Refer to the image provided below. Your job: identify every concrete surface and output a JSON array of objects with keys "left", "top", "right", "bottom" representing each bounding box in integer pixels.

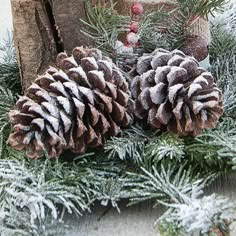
[{"left": 66, "top": 201, "right": 165, "bottom": 236}]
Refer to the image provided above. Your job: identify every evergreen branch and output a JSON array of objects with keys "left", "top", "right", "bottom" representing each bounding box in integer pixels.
[
  {"left": 122, "top": 163, "right": 208, "bottom": 206},
  {"left": 186, "top": 118, "right": 236, "bottom": 171},
  {"left": 81, "top": 0, "right": 130, "bottom": 56},
  {"left": 211, "top": 54, "right": 236, "bottom": 117},
  {"left": 209, "top": 3, "right": 236, "bottom": 62},
  {"left": 176, "top": 0, "right": 226, "bottom": 20},
  {"left": 138, "top": 9, "right": 171, "bottom": 52},
  {"left": 93, "top": 177, "right": 125, "bottom": 211},
  {"left": 209, "top": 3, "right": 236, "bottom": 118},
  {"left": 1, "top": 208, "right": 66, "bottom": 236},
  {"left": 104, "top": 124, "right": 231, "bottom": 175},
  {"left": 0, "top": 87, "right": 17, "bottom": 159},
  {"left": 104, "top": 125, "right": 148, "bottom": 162},
  {"left": 167, "top": 0, "right": 226, "bottom": 49},
  {"left": 144, "top": 0, "right": 227, "bottom": 49},
  {"left": 105, "top": 136, "right": 145, "bottom": 162},
  {"left": 0, "top": 32, "right": 21, "bottom": 93},
  {"left": 0, "top": 157, "right": 99, "bottom": 235},
  {"left": 144, "top": 134, "right": 185, "bottom": 163},
  {"left": 210, "top": 24, "right": 236, "bottom": 61},
  {"left": 158, "top": 193, "right": 235, "bottom": 236}
]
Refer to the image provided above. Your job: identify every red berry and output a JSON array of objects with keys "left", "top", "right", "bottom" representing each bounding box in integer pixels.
[
  {"left": 131, "top": 3, "right": 144, "bottom": 15},
  {"left": 130, "top": 21, "right": 139, "bottom": 33}
]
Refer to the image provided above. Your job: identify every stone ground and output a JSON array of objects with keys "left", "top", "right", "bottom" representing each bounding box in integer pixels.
[{"left": 0, "top": 1, "right": 236, "bottom": 235}]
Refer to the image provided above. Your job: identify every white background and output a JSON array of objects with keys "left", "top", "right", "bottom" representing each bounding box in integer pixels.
[{"left": 0, "top": 0, "right": 12, "bottom": 39}]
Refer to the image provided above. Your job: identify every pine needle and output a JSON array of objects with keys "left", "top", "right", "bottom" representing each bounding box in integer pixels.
[{"left": 0, "top": 31, "right": 21, "bottom": 93}]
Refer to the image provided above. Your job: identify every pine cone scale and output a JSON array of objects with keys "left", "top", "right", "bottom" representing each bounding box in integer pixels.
[{"left": 150, "top": 83, "right": 167, "bottom": 105}]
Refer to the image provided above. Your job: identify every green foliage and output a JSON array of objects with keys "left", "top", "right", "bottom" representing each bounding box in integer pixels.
[
  {"left": 157, "top": 194, "right": 234, "bottom": 236},
  {"left": 158, "top": 220, "right": 183, "bottom": 236},
  {"left": 1, "top": 209, "right": 66, "bottom": 236},
  {"left": 0, "top": 33, "right": 20, "bottom": 159},
  {"left": 145, "top": 134, "right": 185, "bottom": 163},
  {"left": 105, "top": 126, "right": 185, "bottom": 165},
  {"left": 176, "top": 0, "right": 226, "bottom": 18},
  {"left": 123, "top": 164, "right": 203, "bottom": 206},
  {"left": 214, "top": 59, "right": 236, "bottom": 117},
  {"left": 168, "top": 0, "right": 226, "bottom": 48},
  {"left": 82, "top": 0, "right": 227, "bottom": 52},
  {"left": 185, "top": 118, "right": 236, "bottom": 172},
  {"left": 0, "top": 153, "right": 131, "bottom": 234},
  {"left": 210, "top": 5, "right": 236, "bottom": 118},
  {"left": 104, "top": 125, "right": 147, "bottom": 162},
  {"left": 0, "top": 87, "right": 16, "bottom": 159},
  {"left": 210, "top": 3, "right": 236, "bottom": 60},
  {"left": 0, "top": 158, "right": 95, "bottom": 234},
  {"left": 104, "top": 125, "right": 232, "bottom": 175},
  {"left": 140, "top": 0, "right": 227, "bottom": 51},
  {"left": 81, "top": 0, "right": 130, "bottom": 56},
  {"left": 138, "top": 9, "right": 171, "bottom": 52},
  {"left": 0, "top": 31, "right": 21, "bottom": 93}
]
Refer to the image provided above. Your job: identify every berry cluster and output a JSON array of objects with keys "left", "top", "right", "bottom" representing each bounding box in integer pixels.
[{"left": 125, "top": 2, "right": 144, "bottom": 48}]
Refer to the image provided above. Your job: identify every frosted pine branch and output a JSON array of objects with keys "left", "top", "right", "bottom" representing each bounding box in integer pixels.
[{"left": 158, "top": 194, "right": 235, "bottom": 236}]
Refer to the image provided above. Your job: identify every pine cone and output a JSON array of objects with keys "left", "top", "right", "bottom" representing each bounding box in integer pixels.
[
  {"left": 8, "top": 47, "right": 134, "bottom": 159},
  {"left": 131, "top": 48, "right": 223, "bottom": 136}
]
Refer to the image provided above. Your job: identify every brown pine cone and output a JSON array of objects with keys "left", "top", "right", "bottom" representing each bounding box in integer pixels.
[
  {"left": 8, "top": 47, "right": 134, "bottom": 159},
  {"left": 131, "top": 48, "right": 223, "bottom": 136}
]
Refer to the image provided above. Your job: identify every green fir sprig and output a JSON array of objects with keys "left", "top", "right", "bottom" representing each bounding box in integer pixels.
[
  {"left": 0, "top": 31, "right": 21, "bottom": 93},
  {"left": 81, "top": 0, "right": 130, "bottom": 56}
]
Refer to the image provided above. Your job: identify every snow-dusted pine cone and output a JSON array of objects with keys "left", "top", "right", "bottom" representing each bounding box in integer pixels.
[
  {"left": 8, "top": 47, "right": 134, "bottom": 159},
  {"left": 131, "top": 48, "right": 223, "bottom": 136}
]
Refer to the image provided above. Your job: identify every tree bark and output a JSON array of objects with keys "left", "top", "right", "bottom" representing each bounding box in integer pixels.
[
  {"left": 11, "top": 0, "right": 89, "bottom": 91},
  {"left": 11, "top": 0, "right": 57, "bottom": 91},
  {"left": 11, "top": 0, "right": 210, "bottom": 92}
]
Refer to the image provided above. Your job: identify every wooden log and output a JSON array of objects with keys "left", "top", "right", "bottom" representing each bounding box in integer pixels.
[
  {"left": 51, "top": 0, "right": 90, "bottom": 54},
  {"left": 11, "top": 0, "right": 58, "bottom": 91},
  {"left": 11, "top": 0, "right": 89, "bottom": 91}
]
